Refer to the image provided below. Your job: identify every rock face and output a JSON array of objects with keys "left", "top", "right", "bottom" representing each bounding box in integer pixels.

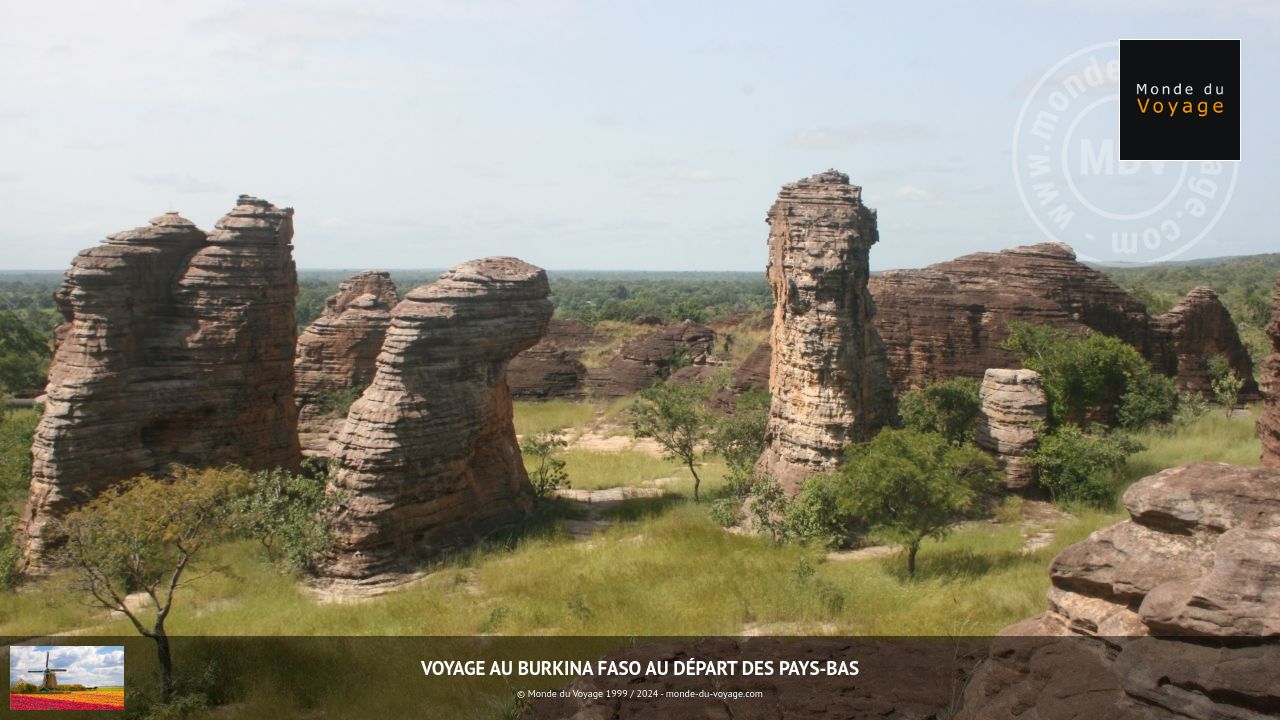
[
  {"left": 1259, "top": 274, "right": 1280, "bottom": 467},
  {"left": 755, "top": 171, "right": 894, "bottom": 494},
  {"left": 584, "top": 320, "right": 716, "bottom": 399},
  {"left": 957, "top": 461, "right": 1280, "bottom": 719},
  {"left": 507, "top": 319, "right": 595, "bottom": 400},
  {"left": 294, "top": 271, "right": 399, "bottom": 455},
  {"left": 975, "top": 369, "right": 1047, "bottom": 489},
  {"left": 320, "top": 257, "right": 552, "bottom": 585},
  {"left": 20, "top": 197, "right": 300, "bottom": 571},
  {"left": 732, "top": 244, "right": 1258, "bottom": 400},
  {"left": 1151, "top": 286, "right": 1259, "bottom": 400}
]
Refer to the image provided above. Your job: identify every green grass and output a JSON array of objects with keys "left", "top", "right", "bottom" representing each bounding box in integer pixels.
[
  {"left": 512, "top": 400, "right": 600, "bottom": 437},
  {"left": 1120, "top": 405, "right": 1262, "bottom": 486}
]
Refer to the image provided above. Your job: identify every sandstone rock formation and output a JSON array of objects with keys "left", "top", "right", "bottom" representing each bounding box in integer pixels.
[
  {"left": 584, "top": 320, "right": 716, "bottom": 400},
  {"left": 1151, "top": 286, "right": 1259, "bottom": 400},
  {"left": 293, "top": 271, "right": 399, "bottom": 455},
  {"left": 507, "top": 319, "right": 595, "bottom": 400},
  {"left": 1259, "top": 273, "right": 1280, "bottom": 467},
  {"left": 320, "top": 257, "right": 552, "bottom": 585},
  {"left": 957, "top": 461, "right": 1280, "bottom": 719},
  {"left": 755, "top": 170, "right": 894, "bottom": 494},
  {"left": 975, "top": 368, "right": 1047, "bottom": 489},
  {"left": 21, "top": 197, "right": 300, "bottom": 570},
  {"left": 732, "top": 244, "right": 1258, "bottom": 400}
]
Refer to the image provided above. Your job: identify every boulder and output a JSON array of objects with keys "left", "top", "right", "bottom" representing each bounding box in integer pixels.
[
  {"left": 583, "top": 320, "right": 716, "bottom": 399},
  {"left": 956, "top": 461, "right": 1280, "bottom": 720},
  {"left": 20, "top": 197, "right": 299, "bottom": 571},
  {"left": 755, "top": 170, "right": 895, "bottom": 494},
  {"left": 975, "top": 368, "right": 1047, "bottom": 489},
  {"left": 294, "top": 271, "right": 399, "bottom": 455},
  {"left": 319, "top": 257, "right": 552, "bottom": 586},
  {"left": 507, "top": 319, "right": 596, "bottom": 400}
]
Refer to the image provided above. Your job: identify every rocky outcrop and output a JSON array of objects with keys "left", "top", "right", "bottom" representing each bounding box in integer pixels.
[
  {"left": 294, "top": 271, "right": 399, "bottom": 455},
  {"left": 732, "top": 245, "right": 1258, "bottom": 400},
  {"left": 584, "top": 320, "right": 716, "bottom": 399},
  {"left": 975, "top": 369, "right": 1047, "bottom": 489},
  {"left": 21, "top": 197, "right": 300, "bottom": 571},
  {"left": 320, "top": 257, "right": 552, "bottom": 586},
  {"left": 957, "top": 461, "right": 1280, "bottom": 720},
  {"left": 507, "top": 319, "right": 596, "bottom": 400},
  {"left": 1152, "top": 286, "right": 1259, "bottom": 400},
  {"left": 870, "top": 242, "right": 1154, "bottom": 392},
  {"left": 755, "top": 170, "right": 894, "bottom": 494},
  {"left": 1259, "top": 274, "right": 1280, "bottom": 467}
]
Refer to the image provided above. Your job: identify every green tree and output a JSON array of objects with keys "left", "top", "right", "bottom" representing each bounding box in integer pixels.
[
  {"left": 520, "top": 431, "right": 570, "bottom": 499},
  {"left": 231, "top": 459, "right": 342, "bottom": 573},
  {"left": 898, "top": 377, "right": 982, "bottom": 445},
  {"left": 59, "top": 467, "right": 248, "bottom": 702},
  {"left": 1206, "top": 354, "right": 1244, "bottom": 418},
  {"left": 0, "top": 310, "right": 51, "bottom": 394},
  {"left": 631, "top": 380, "right": 714, "bottom": 501},
  {"left": 1032, "top": 424, "right": 1140, "bottom": 506},
  {"left": 836, "top": 429, "right": 996, "bottom": 578},
  {"left": 711, "top": 389, "right": 769, "bottom": 496},
  {"left": 1004, "top": 322, "right": 1178, "bottom": 429}
]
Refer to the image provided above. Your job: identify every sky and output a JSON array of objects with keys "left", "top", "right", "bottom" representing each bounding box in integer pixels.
[
  {"left": 9, "top": 645, "right": 125, "bottom": 687},
  {"left": 1, "top": 1, "right": 1275, "bottom": 271}
]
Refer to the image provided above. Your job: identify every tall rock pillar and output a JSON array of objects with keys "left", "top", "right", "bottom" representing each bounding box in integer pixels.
[{"left": 755, "top": 170, "right": 893, "bottom": 494}]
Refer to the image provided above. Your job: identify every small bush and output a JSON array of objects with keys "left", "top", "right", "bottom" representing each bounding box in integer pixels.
[
  {"left": 11, "top": 681, "right": 38, "bottom": 694},
  {"left": 712, "top": 389, "right": 769, "bottom": 497},
  {"left": 520, "top": 431, "right": 569, "bottom": 499},
  {"left": 782, "top": 474, "right": 846, "bottom": 547},
  {"left": 708, "top": 498, "right": 742, "bottom": 528},
  {"left": 1033, "top": 424, "right": 1141, "bottom": 507},
  {"left": 232, "top": 459, "right": 342, "bottom": 573},
  {"left": 317, "top": 386, "right": 364, "bottom": 417},
  {"left": 898, "top": 377, "right": 982, "bottom": 445},
  {"left": 993, "top": 496, "right": 1025, "bottom": 524}
]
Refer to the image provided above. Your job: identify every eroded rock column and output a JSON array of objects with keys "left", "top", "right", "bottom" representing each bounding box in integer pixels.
[
  {"left": 320, "top": 257, "right": 552, "bottom": 586},
  {"left": 975, "top": 369, "right": 1047, "bottom": 489},
  {"left": 755, "top": 170, "right": 893, "bottom": 494},
  {"left": 294, "top": 271, "right": 399, "bottom": 454},
  {"left": 20, "top": 196, "right": 299, "bottom": 570}
]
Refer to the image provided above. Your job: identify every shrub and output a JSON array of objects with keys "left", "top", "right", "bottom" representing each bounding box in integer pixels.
[
  {"left": 836, "top": 429, "right": 997, "bottom": 578},
  {"left": 232, "top": 458, "right": 342, "bottom": 573},
  {"left": 711, "top": 389, "right": 769, "bottom": 497},
  {"left": 0, "top": 513, "right": 22, "bottom": 589},
  {"left": 11, "top": 681, "right": 38, "bottom": 694},
  {"left": 1207, "top": 355, "right": 1244, "bottom": 418},
  {"left": 1032, "top": 424, "right": 1141, "bottom": 507},
  {"left": 707, "top": 498, "right": 742, "bottom": 528},
  {"left": 1004, "top": 323, "right": 1178, "bottom": 429},
  {"left": 782, "top": 474, "right": 846, "bottom": 546},
  {"left": 317, "top": 386, "right": 364, "bottom": 417},
  {"left": 898, "top": 377, "right": 982, "bottom": 445},
  {"left": 521, "top": 431, "right": 570, "bottom": 499}
]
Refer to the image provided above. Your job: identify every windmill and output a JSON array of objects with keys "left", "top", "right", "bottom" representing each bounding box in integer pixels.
[{"left": 27, "top": 651, "right": 67, "bottom": 691}]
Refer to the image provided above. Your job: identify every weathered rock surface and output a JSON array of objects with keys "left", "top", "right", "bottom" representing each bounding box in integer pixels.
[
  {"left": 1260, "top": 273, "right": 1280, "bottom": 467},
  {"left": 755, "top": 170, "right": 894, "bottom": 494},
  {"left": 507, "top": 319, "right": 596, "bottom": 400},
  {"left": 975, "top": 368, "right": 1047, "bottom": 489},
  {"left": 584, "top": 320, "right": 716, "bottom": 399},
  {"left": 320, "top": 257, "right": 552, "bottom": 585},
  {"left": 294, "top": 271, "right": 399, "bottom": 455},
  {"left": 957, "top": 461, "right": 1280, "bottom": 720},
  {"left": 1152, "top": 286, "right": 1259, "bottom": 400},
  {"left": 19, "top": 197, "right": 300, "bottom": 571}
]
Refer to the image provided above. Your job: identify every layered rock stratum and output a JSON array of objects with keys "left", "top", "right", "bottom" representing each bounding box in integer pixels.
[
  {"left": 294, "top": 271, "right": 399, "bottom": 454},
  {"left": 507, "top": 319, "right": 595, "bottom": 400},
  {"left": 1259, "top": 273, "right": 1280, "bottom": 467},
  {"left": 735, "top": 243, "right": 1258, "bottom": 399},
  {"left": 975, "top": 368, "right": 1047, "bottom": 489},
  {"left": 957, "top": 461, "right": 1280, "bottom": 719},
  {"left": 755, "top": 170, "right": 894, "bottom": 494},
  {"left": 20, "top": 196, "right": 300, "bottom": 571},
  {"left": 1151, "top": 285, "right": 1259, "bottom": 400},
  {"left": 584, "top": 320, "right": 716, "bottom": 400},
  {"left": 320, "top": 257, "right": 552, "bottom": 586}
]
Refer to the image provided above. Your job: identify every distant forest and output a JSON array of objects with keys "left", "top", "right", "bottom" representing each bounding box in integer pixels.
[{"left": 2, "top": 254, "right": 1278, "bottom": 395}]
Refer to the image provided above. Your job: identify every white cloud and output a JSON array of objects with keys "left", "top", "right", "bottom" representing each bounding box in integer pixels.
[{"left": 786, "top": 123, "right": 936, "bottom": 150}]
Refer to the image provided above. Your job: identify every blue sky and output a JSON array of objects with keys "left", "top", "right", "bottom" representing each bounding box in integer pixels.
[
  {"left": 1, "top": 1, "right": 1275, "bottom": 271},
  {"left": 9, "top": 646, "right": 125, "bottom": 687}
]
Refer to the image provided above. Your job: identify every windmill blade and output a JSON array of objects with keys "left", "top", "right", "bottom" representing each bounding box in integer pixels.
[{"left": 50, "top": 668, "right": 68, "bottom": 671}]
